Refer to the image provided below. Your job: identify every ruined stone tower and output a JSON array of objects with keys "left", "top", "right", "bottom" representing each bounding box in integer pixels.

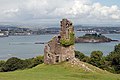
[{"left": 44, "top": 19, "right": 75, "bottom": 64}]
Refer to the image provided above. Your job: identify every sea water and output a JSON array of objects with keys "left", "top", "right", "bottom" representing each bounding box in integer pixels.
[{"left": 0, "top": 32, "right": 119, "bottom": 60}]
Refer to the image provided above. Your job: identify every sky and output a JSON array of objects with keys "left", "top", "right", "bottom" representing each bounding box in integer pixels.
[{"left": 0, "top": 0, "right": 120, "bottom": 26}]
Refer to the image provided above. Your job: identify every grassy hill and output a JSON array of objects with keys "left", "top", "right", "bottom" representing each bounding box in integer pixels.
[{"left": 0, "top": 59, "right": 120, "bottom": 80}]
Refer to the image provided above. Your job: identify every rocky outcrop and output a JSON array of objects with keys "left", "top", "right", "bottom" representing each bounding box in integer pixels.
[
  {"left": 75, "top": 38, "right": 111, "bottom": 43},
  {"left": 44, "top": 19, "right": 75, "bottom": 64},
  {"left": 75, "top": 33, "right": 118, "bottom": 43},
  {"left": 68, "top": 58, "right": 93, "bottom": 72}
]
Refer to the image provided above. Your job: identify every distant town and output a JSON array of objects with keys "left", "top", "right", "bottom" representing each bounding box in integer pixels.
[
  {"left": 0, "top": 24, "right": 120, "bottom": 37},
  {"left": 76, "top": 26, "right": 120, "bottom": 34}
]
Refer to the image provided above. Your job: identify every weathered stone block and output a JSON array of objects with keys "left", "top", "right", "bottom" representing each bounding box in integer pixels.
[{"left": 44, "top": 19, "right": 75, "bottom": 64}]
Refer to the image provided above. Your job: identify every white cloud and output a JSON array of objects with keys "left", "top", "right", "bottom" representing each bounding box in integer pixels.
[{"left": 0, "top": 0, "right": 120, "bottom": 23}]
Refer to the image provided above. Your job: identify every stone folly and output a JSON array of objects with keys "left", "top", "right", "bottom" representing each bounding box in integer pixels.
[{"left": 44, "top": 19, "right": 75, "bottom": 64}]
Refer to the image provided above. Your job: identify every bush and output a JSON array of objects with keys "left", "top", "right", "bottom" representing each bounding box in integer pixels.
[
  {"left": 29, "top": 56, "right": 44, "bottom": 68},
  {"left": 82, "top": 56, "right": 91, "bottom": 63},
  {"left": 106, "top": 44, "right": 120, "bottom": 74},
  {"left": 114, "top": 44, "right": 120, "bottom": 53},
  {"left": 90, "top": 51, "right": 103, "bottom": 67},
  {"left": 75, "top": 50, "right": 91, "bottom": 63},
  {"left": 75, "top": 51, "right": 85, "bottom": 61},
  {"left": 0, "top": 60, "right": 5, "bottom": 72},
  {"left": 0, "top": 56, "right": 44, "bottom": 72},
  {"left": 90, "top": 51, "right": 103, "bottom": 60},
  {"left": 75, "top": 44, "right": 120, "bottom": 74},
  {"left": 22, "top": 58, "right": 33, "bottom": 68},
  {"left": 0, "top": 60, "right": 5, "bottom": 67},
  {"left": 33, "top": 56, "right": 44, "bottom": 65},
  {"left": 1, "top": 57, "right": 24, "bottom": 72}
]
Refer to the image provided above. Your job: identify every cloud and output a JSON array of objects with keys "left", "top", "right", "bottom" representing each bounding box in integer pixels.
[
  {"left": 0, "top": 0, "right": 120, "bottom": 23},
  {"left": 3, "top": 9, "right": 19, "bottom": 17}
]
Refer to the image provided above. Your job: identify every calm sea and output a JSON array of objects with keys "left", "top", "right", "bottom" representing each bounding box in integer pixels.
[{"left": 0, "top": 32, "right": 120, "bottom": 60}]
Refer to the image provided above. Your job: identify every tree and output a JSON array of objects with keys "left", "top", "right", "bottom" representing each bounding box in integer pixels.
[
  {"left": 90, "top": 51, "right": 103, "bottom": 67},
  {"left": 106, "top": 44, "right": 120, "bottom": 73},
  {"left": 114, "top": 44, "right": 120, "bottom": 53}
]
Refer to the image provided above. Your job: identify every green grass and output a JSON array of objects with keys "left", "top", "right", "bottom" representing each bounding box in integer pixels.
[{"left": 0, "top": 62, "right": 120, "bottom": 80}]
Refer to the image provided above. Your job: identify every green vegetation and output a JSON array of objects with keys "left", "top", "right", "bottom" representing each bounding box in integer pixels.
[
  {"left": 75, "top": 43, "right": 120, "bottom": 74},
  {"left": 0, "top": 62, "right": 120, "bottom": 80},
  {"left": 79, "top": 33, "right": 111, "bottom": 40},
  {"left": 0, "top": 43, "right": 119, "bottom": 80},
  {"left": 75, "top": 51, "right": 86, "bottom": 60},
  {"left": 0, "top": 56, "right": 44, "bottom": 72},
  {"left": 60, "top": 33, "right": 75, "bottom": 47},
  {"left": 0, "top": 60, "right": 5, "bottom": 67},
  {"left": 75, "top": 51, "right": 90, "bottom": 62},
  {"left": 106, "top": 44, "right": 120, "bottom": 73},
  {"left": 1, "top": 57, "right": 25, "bottom": 72},
  {"left": 90, "top": 51, "right": 103, "bottom": 67}
]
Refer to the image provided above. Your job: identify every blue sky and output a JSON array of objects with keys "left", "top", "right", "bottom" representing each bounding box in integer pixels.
[
  {"left": 0, "top": 0, "right": 120, "bottom": 26},
  {"left": 92, "top": 0, "right": 120, "bottom": 7}
]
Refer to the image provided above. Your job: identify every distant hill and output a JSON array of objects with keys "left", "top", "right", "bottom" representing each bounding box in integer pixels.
[{"left": 0, "top": 25, "right": 17, "bottom": 30}]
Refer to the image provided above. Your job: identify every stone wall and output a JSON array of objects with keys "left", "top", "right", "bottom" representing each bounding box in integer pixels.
[
  {"left": 60, "top": 19, "right": 74, "bottom": 41},
  {"left": 44, "top": 19, "right": 75, "bottom": 64}
]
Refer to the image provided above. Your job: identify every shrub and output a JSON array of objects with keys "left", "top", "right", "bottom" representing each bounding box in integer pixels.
[
  {"left": 0, "top": 60, "right": 5, "bottom": 72},
  {"left": 22, "top": 58, "right": 33, "bottom": 68},
  {"left": 0, "top": 60, "right": 5, "bottom": 67},
  {"left": 60, "top": 33, "right": 75, "bottom": 47},
  {"left": 90, "top": 51, "right": 103, "bottom": 67},
  {"left": 82, "top": 56, "right": 91, "bottom": 63},
  {"left": 75, "top": 51, "right": 85, "bottom": 61},
  {"left": 1, "top": 57, "right": 24, "bottom": 72},
  {"left": 106, "top": 44, "right": 120, "bottom": 74},
  {"left": 114, "top": 44, "right": 120, "bottom": 53},
  {"left": 29, "top": 56, "right": 44, "bottom": 68},
  {"left": 0, "top": 56, "right": 44, "bottom": 72}
]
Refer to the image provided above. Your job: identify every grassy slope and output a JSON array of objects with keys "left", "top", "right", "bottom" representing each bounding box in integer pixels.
[{"left": 0, "top": 62, "right": 120, "bottom": 80}]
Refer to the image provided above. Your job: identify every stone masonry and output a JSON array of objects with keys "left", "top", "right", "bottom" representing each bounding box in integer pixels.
[{"left": 44, "top": 19, "right": 75, "bottom": 64}]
